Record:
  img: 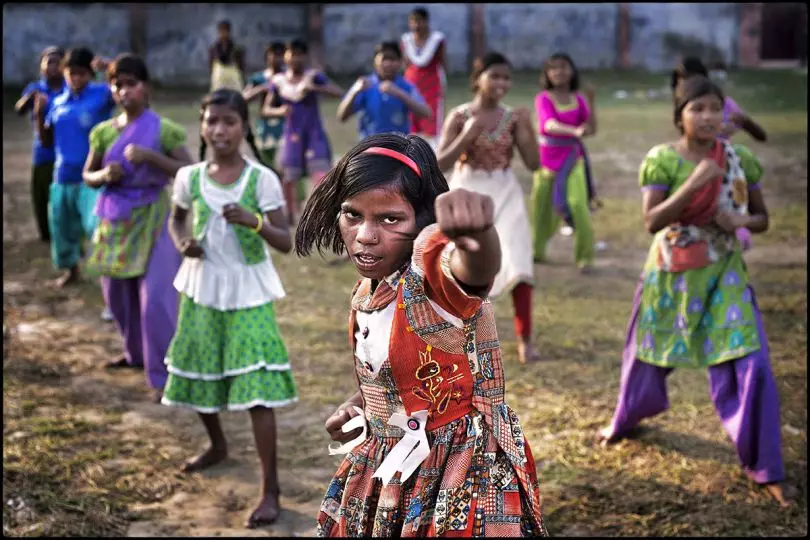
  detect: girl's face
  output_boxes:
[41,53,62,79]
[374,51,401,80]
[408,15,428,35]
[477,63,511,101]
[285,50,306,72]
[680,93,723,141]
[201,104,245,157]
[64,66,92,93]
[339,186,418,280]
[110,73,147,111]
[546,57,573,89]
[266,51,284,71]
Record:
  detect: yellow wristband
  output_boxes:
[253,213,264,233]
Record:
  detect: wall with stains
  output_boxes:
[484,3,619,70]
[3,2,744,86]
[321,3,470,75]
[627,3,740,70]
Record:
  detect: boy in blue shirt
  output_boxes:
[34,46,116,288]
[337,41,431,140]
[15,46,67,243]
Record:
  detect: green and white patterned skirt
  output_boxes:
[162,295,298,412]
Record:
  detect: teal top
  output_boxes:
[636,143,764,368]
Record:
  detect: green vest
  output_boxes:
[189,164,268,266]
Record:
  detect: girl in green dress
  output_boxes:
[599,76,790,507]
[162,89,297,527]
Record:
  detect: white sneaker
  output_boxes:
[595,241,608,252]
[101,307,114,322]
[560,226,574,237]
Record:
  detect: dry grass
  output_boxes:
[3,68,807,536]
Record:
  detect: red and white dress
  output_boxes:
[401,30,446,148]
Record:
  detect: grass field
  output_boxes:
[3,69,807,537]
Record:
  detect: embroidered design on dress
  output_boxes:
[412,345,464,417]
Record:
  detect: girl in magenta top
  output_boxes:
[531,52,598,272]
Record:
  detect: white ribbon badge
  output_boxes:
[372,410,430,486]
[327,406,368,456]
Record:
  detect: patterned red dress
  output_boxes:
[402,30,446,142]
[316,225,548,537]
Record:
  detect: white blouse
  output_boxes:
[171,157,286,310]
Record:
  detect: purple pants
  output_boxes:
[605,283,785,485]
[100,219,181,390]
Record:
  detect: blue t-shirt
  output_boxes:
[351,74,424,140]
[21,78,67,166]
[45,82,116,184]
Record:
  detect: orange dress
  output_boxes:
[316,225,547,537]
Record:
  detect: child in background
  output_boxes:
[530,52,599,273]
[671,57,767,142]
[599,76,790,507]
[296,133,547,537]
[208,19,245,93]
[401,7,447,149]
[35,46,116,288]
[162,89,297,528]
[437,52,541,365]
[15,46,66,243]
[244,41,286,168]
[337,40,431,139]
[266,39,343,225]
[82,53,192,399]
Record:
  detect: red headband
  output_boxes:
[363,147,421,177]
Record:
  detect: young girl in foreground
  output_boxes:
[296,133,547,537]
[531,53,598,271]
[83,54,191,397]
[162,89,297,527]
[599,76,790,507]
[437,52,541,365]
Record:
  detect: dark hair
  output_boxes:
[217,20,231,31]
[410,7,429,21]
[265,41,286,59]
[540,52,580,91]
[295,133,448,257]
[39,46,64,64]
[670,56,708,93]
[287,39,308,55]
[63,47,95,73]
[375,41,402,60]
[470,51,511,91]
[107,53,149,83]
[673,75,725,133]
[198,89,272,171]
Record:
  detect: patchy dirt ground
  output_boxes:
[3,70,808,537]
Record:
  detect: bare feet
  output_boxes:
[50,268,80,288]
[151,390,163,404]
[517,340,540,365]
[597,426,618,447]
[181,445,228,473]
[246,492,281,528]
[764,482,794,508]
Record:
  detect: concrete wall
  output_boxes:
[485,3,618,70]
[144,3,306,86]
[322,3,469,75]
[3,2,745,87]
[628,3,740,70]
[2,3,130,84]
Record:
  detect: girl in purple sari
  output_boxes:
[82,54,192,401]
